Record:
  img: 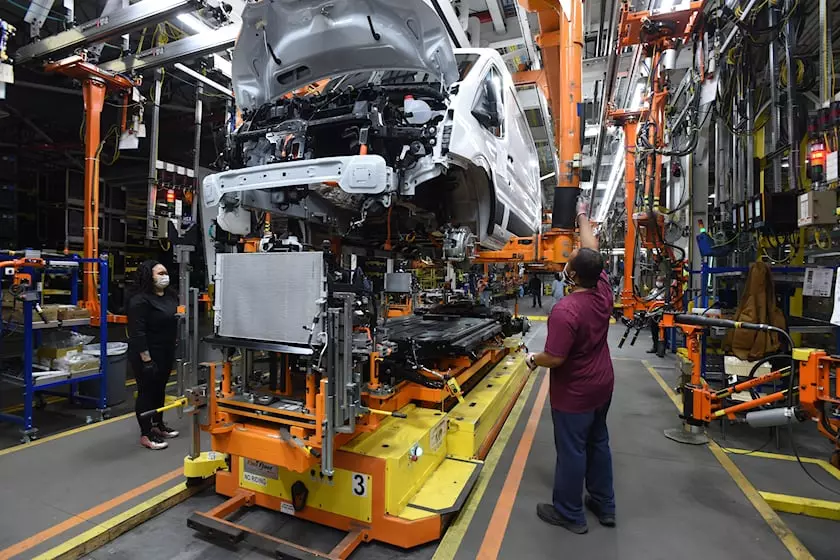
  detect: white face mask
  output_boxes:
[561,269,576,288]
[655,281,664,288]
[154,275,170,289]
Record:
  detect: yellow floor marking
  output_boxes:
[723,448,840,482]
[643,360,814,560]
[0,412,135,457]
[0,380,181,456]
[759,492,840,522]
[433,330,544,560]
[524,315,547,321]
[32,480,205,560]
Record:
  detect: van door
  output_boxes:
[504,86,541,235]
[471,64,511,235]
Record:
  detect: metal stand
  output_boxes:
[664,424,709,445]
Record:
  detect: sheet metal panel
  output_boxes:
[215,252,325,345]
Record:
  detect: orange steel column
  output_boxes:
[558,0,582,193]
[82,79,106,312]
[621,120,639,319]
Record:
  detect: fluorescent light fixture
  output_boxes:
[177,13,211,34]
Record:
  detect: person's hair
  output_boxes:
[129,260,175,301]
[570,248,603,289]
[555,273,561,281]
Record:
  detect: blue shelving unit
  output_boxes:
[0,253,109,441]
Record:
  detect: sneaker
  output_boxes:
[152,424,179,439]
[140,434,168,450]
[536,503,588,534]
[585,496,616,527]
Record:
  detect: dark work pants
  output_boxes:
[551,401,616,525]
[532,290,542,308]
[130,347,175,436]
[650,320,660,349]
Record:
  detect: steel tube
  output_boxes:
[588,0,622,212]
[146,70,162,239]
[783,0,800,192]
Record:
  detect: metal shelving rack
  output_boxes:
[0,253,110,441]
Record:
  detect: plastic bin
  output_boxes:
[79,342,129,406]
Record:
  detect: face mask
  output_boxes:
[154,275,170,289]
[655,281,664,288]
[561,269,576,288]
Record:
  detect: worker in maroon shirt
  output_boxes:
[525,200,616,534]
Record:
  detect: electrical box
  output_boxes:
[797,191,838,227]
[764,191,798,232]
[749,195,763,229]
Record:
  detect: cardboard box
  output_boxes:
[38,344,83,360]
[57,306,91,321]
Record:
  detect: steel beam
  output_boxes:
[99,25,238,74]
[14,0,200,64]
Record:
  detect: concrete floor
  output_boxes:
[1,306,838,559]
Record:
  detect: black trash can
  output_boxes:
[79,342,128,406]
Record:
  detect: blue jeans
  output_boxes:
[551,400,616,525]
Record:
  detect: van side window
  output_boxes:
[473,67,505,137]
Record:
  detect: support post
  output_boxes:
[146,69,162,239]
[621,120,639,318]
[192,83,203,222]
[81,79,106,312]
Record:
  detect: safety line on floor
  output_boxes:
[0,467,183,560]
[758,492,840,522]
[643,360,815,560]
[432,326,544,560]
[722,448,840,482]
[0,380,179,457]
[475,372,550,560]
[32,479,208,560]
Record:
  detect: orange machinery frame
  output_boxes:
[474,0,584,271]
[608,1,705,319]
[193,335,518,557]
[662,313,840,465]
[44,54,136,323]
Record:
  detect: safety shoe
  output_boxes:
[152,424,179,439]
[585,496,616,527]
[140,434,168,450]
[536,503,588,534]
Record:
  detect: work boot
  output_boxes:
[536,503,588,534]
[646,347,657,354]
[585,496,616,527]
[656,341,666,358]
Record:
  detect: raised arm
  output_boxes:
[576,198,598,251]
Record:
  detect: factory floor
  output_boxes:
[0,307,838,559]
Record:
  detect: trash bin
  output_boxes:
[79,342,129,406]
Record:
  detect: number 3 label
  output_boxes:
[351,472,368,497]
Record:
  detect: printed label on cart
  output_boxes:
[244,459,279,480]
[280,502,295,516]
[242,472,267,487]
[430,419,447,452]
[350,472,369,498]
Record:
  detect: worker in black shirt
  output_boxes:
[127,260,180,450]
[528,274,543,309]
